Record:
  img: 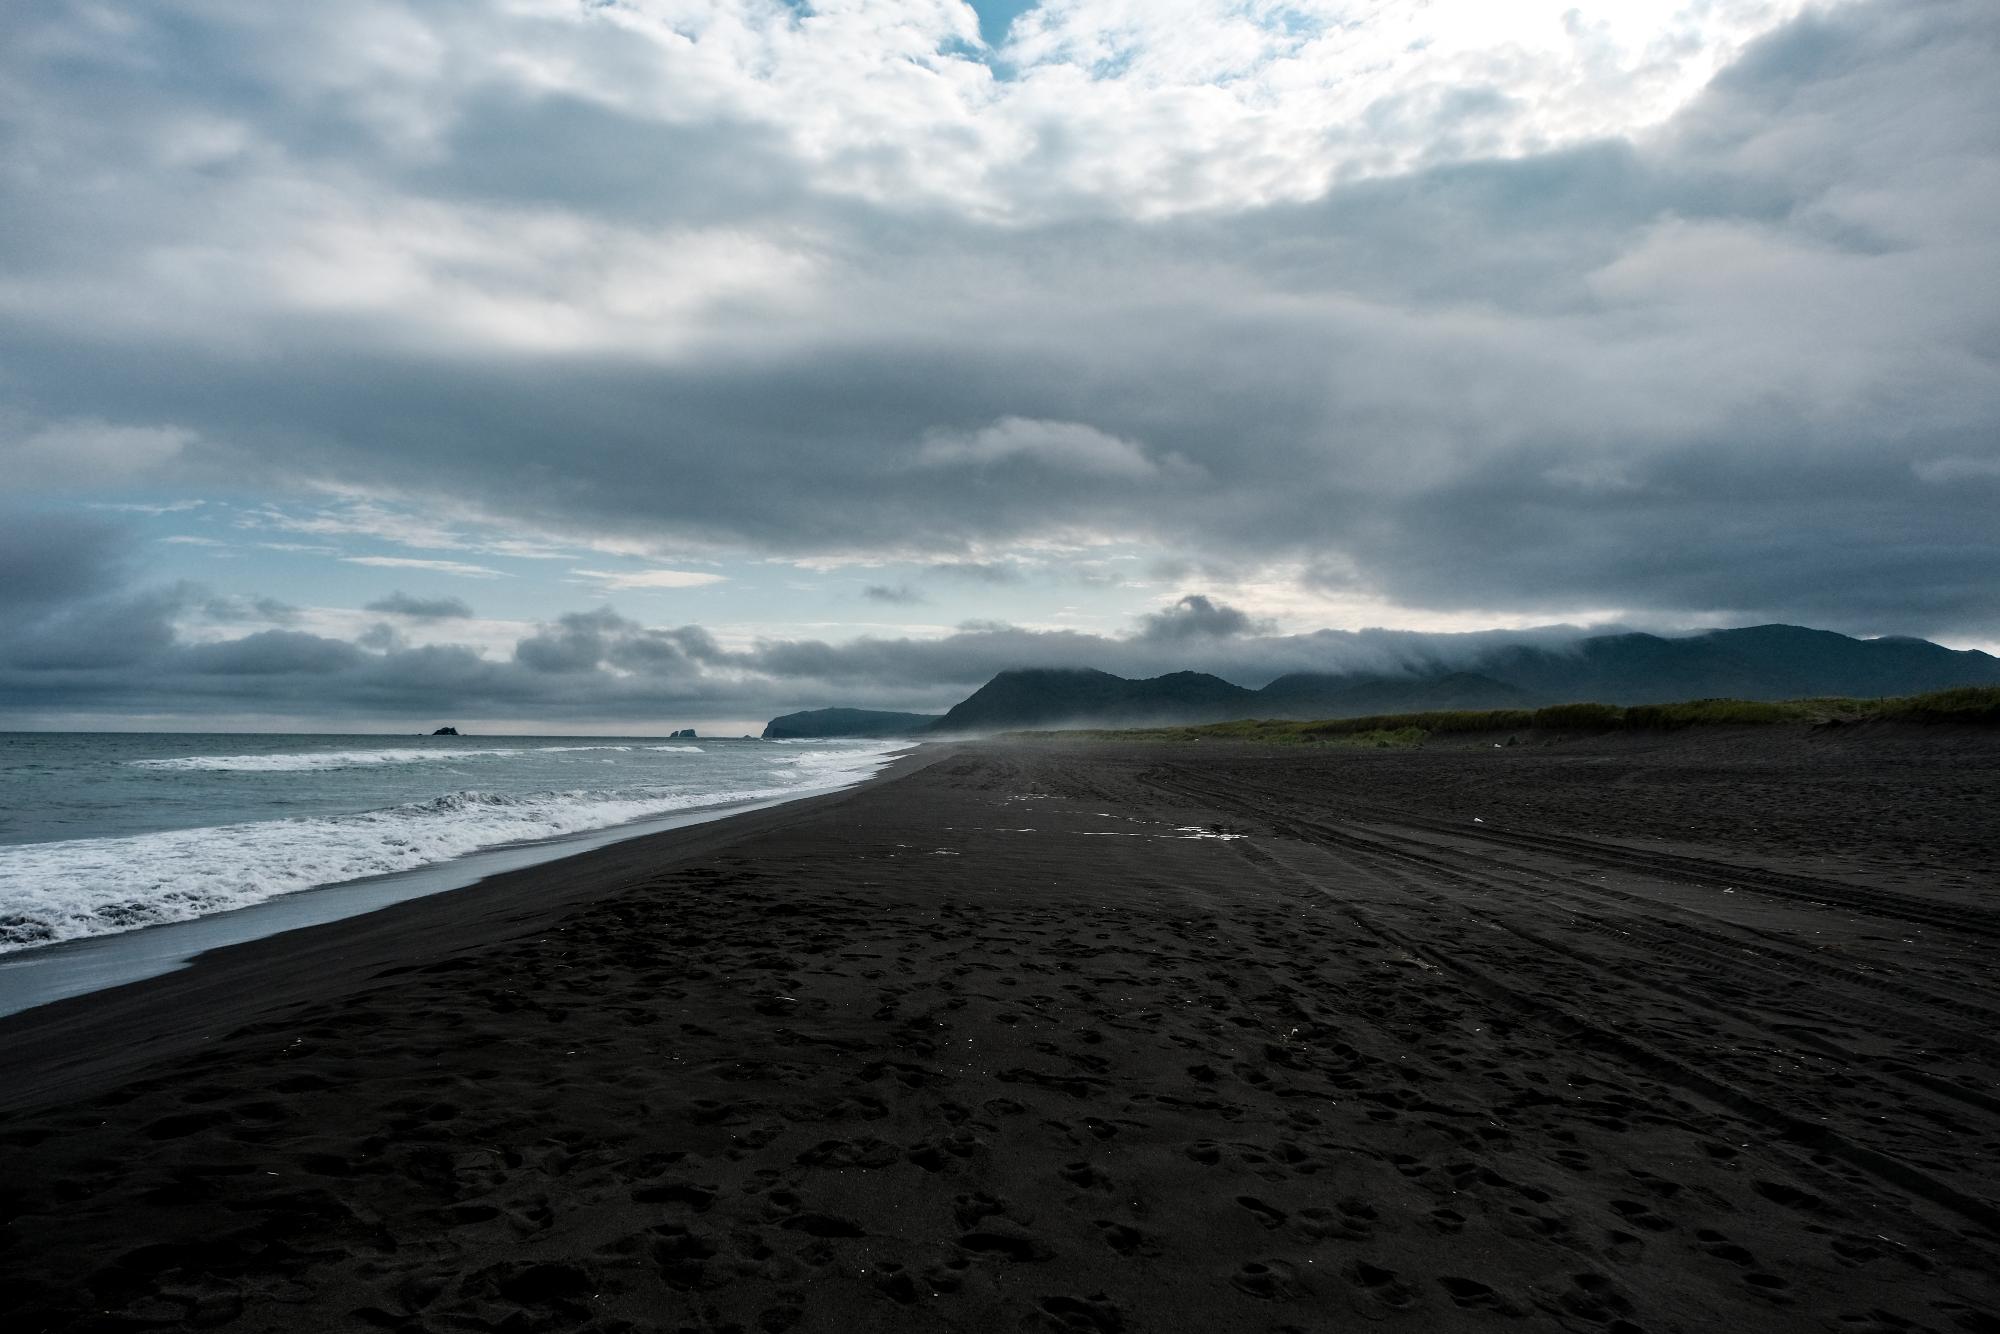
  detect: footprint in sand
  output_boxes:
[1037,1292,1125,1332]
[1235,1195,1288,1229]
[1093,1220,1161,1257]
[956,1220,1054,1262]
[1344,1260,1418,1314]
[1233,1258,1312,1301]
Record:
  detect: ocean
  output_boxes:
[0,732,908,957]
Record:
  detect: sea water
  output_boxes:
[0,732,908,955]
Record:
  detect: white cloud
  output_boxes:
[916,417,1172,478]
[4,419,195,490]
[572,568,729,590]
[91,499,208,514]
[241,500,467,550]
[551,0,1826,220]
[1,0,1996,650]
[257,196,822,355]
[341,555,507,578]
[240,497,578,560]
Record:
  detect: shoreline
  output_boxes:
[2,730,1995,1332]
[0,742,949,1114]
[0,745,918,1022]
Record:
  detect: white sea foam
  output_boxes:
[128,745,641,772]
[767,747,882,775]
[2,742,906,951]
[1175,826,1247,841]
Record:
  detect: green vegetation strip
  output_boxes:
[1009,685,2000,746]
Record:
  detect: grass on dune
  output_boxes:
[1010,685,2000,746]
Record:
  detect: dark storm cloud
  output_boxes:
[514,609,646,675]
[0,512,186,672]
[926,563,1025,586]
[205,595,301,625]
[1137,594,1271,642]
[365,591,475,620]
[1,0,1996,653]
[1349,453,2000,630]
[0,511,131,612]
[182,630,366,676]
[4,587,191,672]
[0,581,1619,725]
[716,607,1613,702]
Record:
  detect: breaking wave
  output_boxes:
[128,745,646,773]
[2,742,904,951]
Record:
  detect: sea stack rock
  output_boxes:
[669,727,697,739]
[431,726,459,736]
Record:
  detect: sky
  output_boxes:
[2,0,1997,733]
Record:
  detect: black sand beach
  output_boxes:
[3,728,1998,1332]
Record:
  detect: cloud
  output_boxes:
[238,497,574,560]
[2,419,195,491]
[364,591,475,619]
[182,630,365,676]
[93,499,208,515]
[357,622,403,653]
[202,595,300,626]
[0,0,1994,656]
[341,556,506,578]
[916,418,1173,479]
[4,583,193,671]
[380,0,1810,222]
[513,608,638,675]
[862,584,925,605]
[571,568,729,591]
[1138,594,1272,641]
[0,510,133,613]
[512,608,722,677]
[928,561,1025,585]
[0,573,1639,726]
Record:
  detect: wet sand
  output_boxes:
[3,727,1997,1332]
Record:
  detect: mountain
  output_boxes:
[931,668,1256,734]
[1692,625,2000,697]
[763,625,2000,737]
[1476,624,2000,704]
[1255,670,1537,717]
[762,707,943,740]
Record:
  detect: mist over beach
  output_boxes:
[4,1,1999,1331]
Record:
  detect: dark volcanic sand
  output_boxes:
[2,728,1998,1332]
